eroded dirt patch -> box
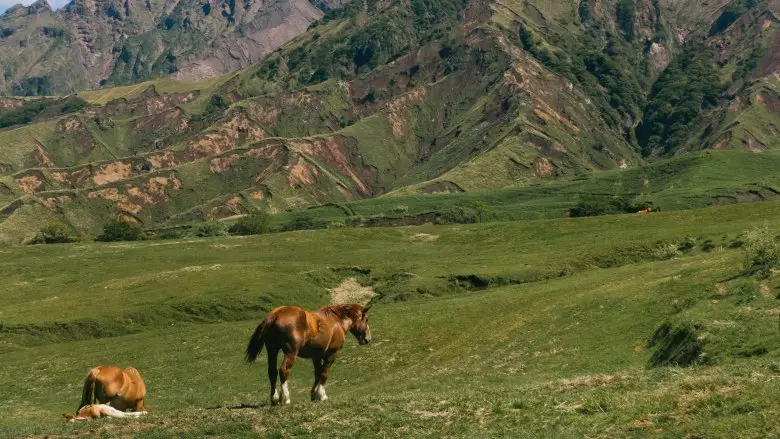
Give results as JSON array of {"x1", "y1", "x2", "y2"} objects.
[{"x1": 328, "y1": 277, "x2": 375, "y2": 305}]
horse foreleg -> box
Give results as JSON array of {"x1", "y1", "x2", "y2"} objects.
[
  {"x1": 278, "y1": 351, "x2": 297, "y2": 405},
  {"x1": 314, "y1": 353, "x2": 337, "y2": 402},
  {"x1": 310, "y1": 357, "x2": 323, "y2": 402},
  {"x1": 267, "y1": 347, "x2": 280, "y2": 405}
]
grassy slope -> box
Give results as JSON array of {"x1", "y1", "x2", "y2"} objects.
[
  {"x1": 2, "y1": 201, "x2": 780, "y2": 436},
  {"x1": 264, "y1": 150, "x2": 780, "y2": 227}
]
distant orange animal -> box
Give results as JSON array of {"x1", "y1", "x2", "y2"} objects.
[
  {"x1": 78, "y1": 366, "x2": 147, "y2": 413},
  {"x1": 245, "y1": 304, "x2": 372, "y2": 404},
  {"x1": 637, "y1": 209, "x2": 652, "y2": 214},
  {"x1": 63, "y1": 404, "x2": 147, "y2": 422}
]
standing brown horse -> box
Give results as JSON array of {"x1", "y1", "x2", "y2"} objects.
[
  {"x1": 245, "y1": 303, "x2": 372, "y2": 404},
  {"x1": 78, "y1": 365, "x2": 147, "y2": 413}
]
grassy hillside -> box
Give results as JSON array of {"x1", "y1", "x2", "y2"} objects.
[
  {"x1": 2, "y1": 201, "x2": 780, "y2": 436},
  {"x1": 256, "y1": 150, "x2": 780, "y2": 230}
]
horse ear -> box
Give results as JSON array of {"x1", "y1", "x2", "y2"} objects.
[{"x1": 362, "y1": 304, "x2": 372, "y2": 314}]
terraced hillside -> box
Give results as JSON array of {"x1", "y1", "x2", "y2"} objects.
[{"x1": 2, "y1": 201, "x2": 780, "y2": 437}]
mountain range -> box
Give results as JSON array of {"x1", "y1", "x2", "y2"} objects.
[{"x1": 0, "y1": 0, "x2": 777, "y2": 243}]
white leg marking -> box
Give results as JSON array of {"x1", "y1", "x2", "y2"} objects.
[
  {"x1": 104, "y1": 406, "x2": 126, "y2": 418},
  {"x1": 127, "y1": 411, "x2": 147, "y2": 417},
  {"x1": 280, "y1": 382, "x2": 291, "y2": 405},
  {"x1": 314, "y1": 384, "x2": 328, "y2": 401},
  {"x1": 271, "y1": 388, "x2": 280, "y2": 405}
]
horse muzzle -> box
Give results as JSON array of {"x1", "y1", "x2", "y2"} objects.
[{"x1": 360, "y1": 337, "x2": 371, "y2": 345}]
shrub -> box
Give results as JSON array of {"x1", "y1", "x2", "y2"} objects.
[
  {"x1": 228, "y1": 212, "x2": 269, "y2": 236},
  {"x1": 390, "y1": 205, "x2": 409, "y2": 216},
  {"x1": 197, "y1": 221, "x2": 227, "y2": 237},
  {"x1": 0, "y1": 98, "x2": 55, "y2": 128},
  {"x1": 677, "y1": 236, "x2": 696, "y2": 252},
  {"x1": 60, "y1": 97, "x2": 88, "y2": 114},
  {"x1": 96, "y1": 220, "x2": 142, "y2": 242},
  {"x1": 158, "y1": 229, "x2": 183, "y2": 240},
  {"x1": 569, "y1": 198, "x2": 611, "y2": 217},
  {"x1": 653, "y1": 243, "x2": 682, "y2": 261},
  {"x1": 282, "y1": 213, "x2": 327, "y2": 232},
  {"x1": 30, "y1": 223, "x2": 75, "y2": 244},
  {"x1": 345, "y1": 215, "x2": 364, "y2": 227},
  {"x1": 204, "y1": 93, "x2": 229, "y2": 116},
  {"x1": 743, "y1": 225, "x2": 780, "y2": 277},
  {"x1": 469, "y1": 200, "x2": 495, "y2": 223},
  {"x1": 647, "y1": 322, "x2": 705, "y2": 367},
  {"x1": 568, "y1": 196, "x2": 649, "y2": 218},
  {"x1": 701, "y1": 240, "x2": 716, "y2": 252},
  {"x1": 729, "y1": 239, "x2": 744, "y2": 249},
  {"x1": 435, "y1": 206, "x2": 478, "y2": 225}
]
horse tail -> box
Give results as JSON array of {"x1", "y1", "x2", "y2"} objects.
[
  {"x1": 79, "y1": 368, "x2": 98, "y2": 411},
  {"x1": 245, "y1": 315, "x2": 275, "y2": 363}
]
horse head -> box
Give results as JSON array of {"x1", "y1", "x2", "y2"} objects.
[{"x1": 349, "y1": 304, "x2": 372, "y2": 345}]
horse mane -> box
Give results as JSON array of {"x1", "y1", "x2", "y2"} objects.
[{"x1": 318, "y1": 304, "x2": 362, "y2": 322}]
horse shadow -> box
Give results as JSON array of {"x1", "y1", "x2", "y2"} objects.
[{"x1": 204, "y1": 402, "x2": 269, "y2": 410}]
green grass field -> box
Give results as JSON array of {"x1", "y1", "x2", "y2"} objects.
[{"x1": 2, "y1": 201, "x2": 780, "y2": 437}]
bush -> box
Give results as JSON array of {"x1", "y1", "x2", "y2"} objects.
[
  {"x1": 569, "y1": 198, "x2": 611, "y2": 217},
  {"x1": 30, "y1": 223, "x2": 75, "y2": 244},
  {"x1": 677, "y1": 236, "x2": 696, "y2": 252},
  {"x1": 647, "y1": 322, "x2": 705, "y2": 367},
  {"x1": 204, "y1": 93, "x2": 229, "y2": 116},
  {"x1": 0, "y1": 98, "x2": 55, "y2": 128},
  {"x1": 469, "y1": 200, "x2": 495, "y2": 223},
  {"x1": 653, "y1": 243, "x2": 682, "y2": 261},
  {"x1": 435, "y1": 206, "x2": 478, "y2": 225},
  {"x1": 196, "y1": 221, "x2": 227, "y2": 237},
  {"x1": 96, "y1": 220, "x2": 142, "y2": 242},
  {"x1": 228, "y1": 212, "x2": 269, "y2": 236},
  {"x1": 281, "y1": 213, "x2": 327, "y2": 232},
  {"x1": 742, "y1": 225, "x2": 780, "y2": 277},
  {"x1": 158, "y1": 229, "x2": 183, "y2": 240},
  {"x1": 701, "y1": 240, "x2": 716, "y2": 252},
  {"x1": 345, "y1": 215, "x2": 364, "y2": 227},
  {"x1": 60, "y1": 97, "x2": 88, "y2": 114},
  {"x1": 390, "y1": 205, "x2": 409, "y2": 216}
]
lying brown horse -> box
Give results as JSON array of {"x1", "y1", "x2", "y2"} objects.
[
  {"x1": 245, "y1": 303, "x2": 372, "y2": 404},
  {"x1": 78, "y1": 365, "x2": 147, "y2": 413}
]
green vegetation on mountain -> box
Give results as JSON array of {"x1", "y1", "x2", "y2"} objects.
[
  {"x1": 637, "y1": 44, "x2": 723, "y2": 155},
  {"x1": 0, "y1": 0, "x2": 775, "y2": 245}
]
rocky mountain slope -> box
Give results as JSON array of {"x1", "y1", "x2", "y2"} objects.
[
  {"x1": 0, "y1": 0, "x2": 777, "y2": 243},
  {"x1": 0, "y1": 0, "x2": 335, "y2": 95}
]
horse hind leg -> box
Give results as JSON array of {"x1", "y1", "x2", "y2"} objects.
[
  {"x1": 278, "y1": 350, "x2": 297, "y2": 405},
  {"x1": 267, "y1": 347, "x2": 280, "y2": 405}
]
